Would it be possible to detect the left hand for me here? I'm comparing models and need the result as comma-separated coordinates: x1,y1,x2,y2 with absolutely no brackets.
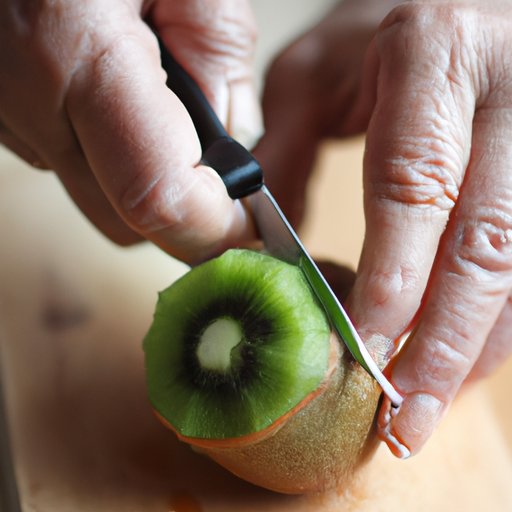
254,0,399,227
255,0,512,458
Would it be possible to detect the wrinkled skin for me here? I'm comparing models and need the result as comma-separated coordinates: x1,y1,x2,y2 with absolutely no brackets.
0,0,261,263
2,0,512,461
256,0,512,458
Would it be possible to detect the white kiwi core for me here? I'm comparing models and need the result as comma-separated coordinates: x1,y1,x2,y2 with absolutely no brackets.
196,317,244,373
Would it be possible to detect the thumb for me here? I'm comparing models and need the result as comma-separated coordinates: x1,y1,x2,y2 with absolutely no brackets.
149,0,263,148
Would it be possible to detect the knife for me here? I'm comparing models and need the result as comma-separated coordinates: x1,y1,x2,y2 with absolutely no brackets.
157,36,402,409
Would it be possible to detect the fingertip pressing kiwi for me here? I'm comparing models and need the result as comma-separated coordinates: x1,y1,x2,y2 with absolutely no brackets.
143,249,381,494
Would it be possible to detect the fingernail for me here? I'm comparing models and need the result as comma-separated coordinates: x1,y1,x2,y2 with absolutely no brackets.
378,397,411,459
379,392,444,458
227,80,263,149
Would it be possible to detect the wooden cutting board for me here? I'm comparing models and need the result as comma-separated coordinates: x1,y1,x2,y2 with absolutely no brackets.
1,146,512,512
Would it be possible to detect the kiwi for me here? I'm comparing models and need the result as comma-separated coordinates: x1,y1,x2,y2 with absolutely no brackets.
143,249,381,494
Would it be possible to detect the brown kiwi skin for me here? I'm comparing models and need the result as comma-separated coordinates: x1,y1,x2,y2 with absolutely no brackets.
189,332,382,494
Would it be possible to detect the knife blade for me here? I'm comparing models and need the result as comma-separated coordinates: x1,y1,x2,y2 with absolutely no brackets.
157,35,403,408
250,186,403,407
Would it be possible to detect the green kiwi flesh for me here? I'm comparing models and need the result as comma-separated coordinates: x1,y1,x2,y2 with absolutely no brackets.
143,249,331,440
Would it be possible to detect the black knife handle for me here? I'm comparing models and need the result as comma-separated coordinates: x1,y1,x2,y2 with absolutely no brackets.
157,36,263,199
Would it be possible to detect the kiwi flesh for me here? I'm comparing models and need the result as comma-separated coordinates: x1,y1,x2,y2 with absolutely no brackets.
202,339,381,493
143,248,381,494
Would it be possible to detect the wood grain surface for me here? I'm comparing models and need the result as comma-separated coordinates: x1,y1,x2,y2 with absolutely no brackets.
1,141,511,511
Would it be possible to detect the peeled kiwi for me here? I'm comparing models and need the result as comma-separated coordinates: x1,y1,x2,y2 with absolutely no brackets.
143,249,381,494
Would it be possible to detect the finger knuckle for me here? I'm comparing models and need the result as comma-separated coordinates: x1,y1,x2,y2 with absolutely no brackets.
382,2,472,37
378,3,478,85
379,4,441,50
119,169,192,235
188,1,257,64
85,31,144,83
454,207,512,277
373,145,460,212
363,264,423,310
382,3,436,32
413,330,474,394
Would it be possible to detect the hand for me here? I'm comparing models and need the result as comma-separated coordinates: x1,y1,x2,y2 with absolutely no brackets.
254,0,400,227
0,0,261,264
257,0,512,458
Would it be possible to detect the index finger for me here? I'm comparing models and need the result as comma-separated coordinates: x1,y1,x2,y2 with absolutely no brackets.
65,11,254,264
348,6,475,345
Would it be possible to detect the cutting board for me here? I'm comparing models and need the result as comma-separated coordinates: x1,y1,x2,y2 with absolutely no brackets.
1,146,512,512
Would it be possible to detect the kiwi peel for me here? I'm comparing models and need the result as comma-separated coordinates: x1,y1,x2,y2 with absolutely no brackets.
144,249,381,493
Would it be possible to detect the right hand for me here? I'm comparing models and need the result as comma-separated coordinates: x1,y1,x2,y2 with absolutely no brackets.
0,0,262,264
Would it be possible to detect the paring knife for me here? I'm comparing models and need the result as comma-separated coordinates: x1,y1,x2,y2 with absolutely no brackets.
157,37,402,408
